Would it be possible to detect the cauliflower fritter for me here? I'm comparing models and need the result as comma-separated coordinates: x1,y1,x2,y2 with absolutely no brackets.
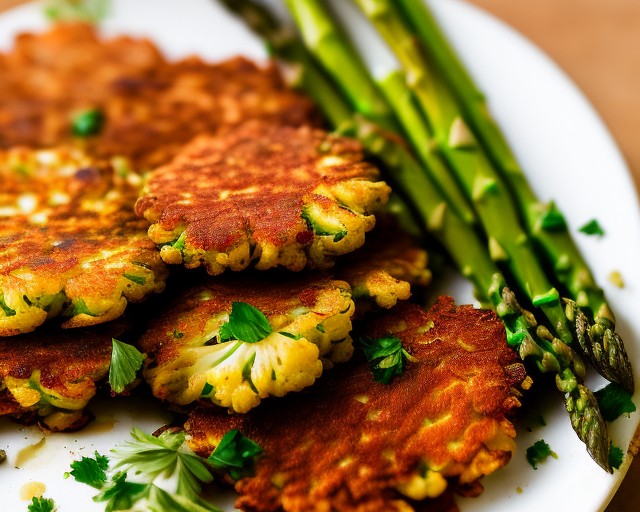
0,319,129,432
134,121,391,275
185,297,526,511
0,24,319,170
139,274,354,414
0,146,168,336
336,220,432,309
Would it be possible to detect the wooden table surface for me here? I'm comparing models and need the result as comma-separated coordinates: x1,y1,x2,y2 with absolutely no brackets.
0,0,638,510
467,4,640,510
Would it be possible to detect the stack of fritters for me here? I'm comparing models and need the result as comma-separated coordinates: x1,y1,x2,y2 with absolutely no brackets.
0,22,525,512
186,298,526,511
0,23,318,169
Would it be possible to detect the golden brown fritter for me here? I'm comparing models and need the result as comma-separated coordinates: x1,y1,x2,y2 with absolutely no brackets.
0,319,128,432
0,146,168,336
336,221,432,309
135,121,391,275
0,23,319,170
139,273,354,414
186,297,526,512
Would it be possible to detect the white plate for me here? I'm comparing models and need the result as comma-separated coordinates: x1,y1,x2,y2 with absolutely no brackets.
1,0,639,511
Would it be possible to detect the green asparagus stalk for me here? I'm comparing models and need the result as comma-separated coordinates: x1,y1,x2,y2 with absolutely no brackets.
282,0,476,226
395,0,633,392
219,0,613,472
300,0,573,344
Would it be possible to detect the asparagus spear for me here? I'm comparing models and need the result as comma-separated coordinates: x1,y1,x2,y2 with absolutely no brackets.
219,0,613,472
282,0,476,226
395,0,633,392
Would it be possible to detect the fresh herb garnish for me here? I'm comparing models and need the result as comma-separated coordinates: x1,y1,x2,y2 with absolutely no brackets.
64,450,109,489
27,496,55,512
526,439,557,469
578,219,605,236
208,429,263,481
609,443,624,470
109,339,144,394
539,202,567,231
359,336,410,384
112,427,213,499
219,302,272,343
71,108,105,137
278,331,302,340
123,273,146,285
595,383,636,422
0,293,16,317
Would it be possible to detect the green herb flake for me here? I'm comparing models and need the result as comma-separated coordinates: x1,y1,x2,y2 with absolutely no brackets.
44,0,110,23
609,443,624,470
579,219,605,236
539,202,567,231
123,273,146,285
278,331,302,340
595,382,636,422
65,298,96,317
0,293,16,317
64,451,109,489
208,429,263,481
219,302,272,343
359,336,410,384
316,324,325,333
525,439,557,469
201,382,214,397
27,496,55,512
71,109,105,137
109,339,144,393
174,329,184,339
241,352,259,394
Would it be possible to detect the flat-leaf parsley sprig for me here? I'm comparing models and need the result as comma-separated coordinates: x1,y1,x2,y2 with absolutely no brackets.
359,336,414,384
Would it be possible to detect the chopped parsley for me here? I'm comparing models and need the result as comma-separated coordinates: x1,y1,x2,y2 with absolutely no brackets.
27,497,55,512
109,339,145,393
578,219,605,236
359,336,410,384
525,439,557,469
539,202,567,231
219,302,272,343
609,443,624,470
0,293,16,317
123,273,146,285
595,383,636,422
208,429,263,481
71,109,105,137
64,451,109,489
278,331,302,340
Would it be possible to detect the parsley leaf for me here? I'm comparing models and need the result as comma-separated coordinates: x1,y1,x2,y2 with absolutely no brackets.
147,485,221,512
579,219,605,236
539,202,567,231
359,336,410,384
595,383,637,422
27,497,55,512
93,471,150,512
44,0,109,23
109,338,145,393
219,302,272,343
65,451,109,489
526,439,557,469
70,108,105,137
208,429,263,481
111,427,213,499
609,444,624,470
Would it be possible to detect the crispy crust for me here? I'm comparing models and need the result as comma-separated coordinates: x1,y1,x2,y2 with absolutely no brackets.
0,24,319,170
0,146,168,335
0,319,130,431
135,122,390,274
185,297,526,511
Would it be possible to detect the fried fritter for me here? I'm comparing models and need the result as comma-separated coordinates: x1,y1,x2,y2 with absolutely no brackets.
135,121,391,275
0,24,319,170
139,274,354,414
336,221,432,309
0,146,168,336
0,319,128,432
186,297,526,512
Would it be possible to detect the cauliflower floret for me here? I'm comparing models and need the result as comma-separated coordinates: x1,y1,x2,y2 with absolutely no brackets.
141,276,355,413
